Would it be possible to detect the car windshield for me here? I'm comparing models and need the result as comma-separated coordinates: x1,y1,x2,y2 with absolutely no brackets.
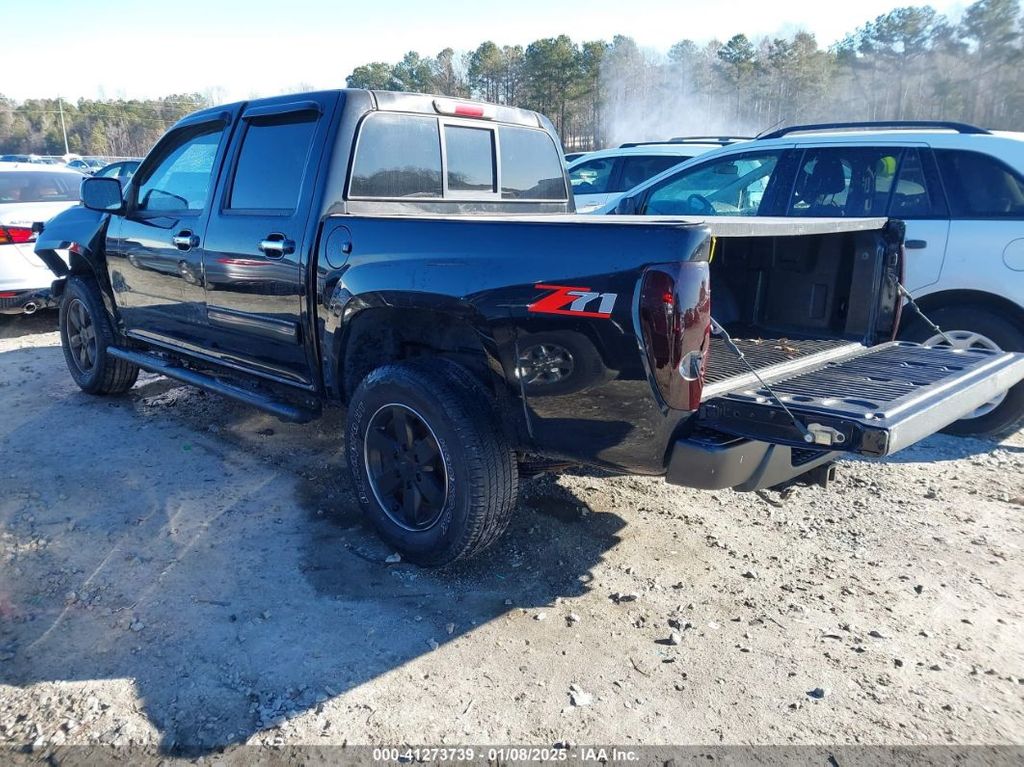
0,171,81,203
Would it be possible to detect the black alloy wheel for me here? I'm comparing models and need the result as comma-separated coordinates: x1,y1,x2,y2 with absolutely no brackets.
364,403,448,531
59,275,139,394
65,297,98,375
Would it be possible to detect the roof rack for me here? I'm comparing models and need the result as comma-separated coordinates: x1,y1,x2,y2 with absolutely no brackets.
757,121,991,140
618,136,751,149
668,135,753,143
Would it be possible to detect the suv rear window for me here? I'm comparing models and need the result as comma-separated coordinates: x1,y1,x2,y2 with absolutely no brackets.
350,113,442,199
0,171,81,203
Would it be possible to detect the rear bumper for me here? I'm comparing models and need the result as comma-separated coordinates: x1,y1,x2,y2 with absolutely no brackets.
0,288,55,315
666,431,837,491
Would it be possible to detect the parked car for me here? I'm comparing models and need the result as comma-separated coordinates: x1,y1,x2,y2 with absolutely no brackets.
0,165,85,314
568,138,749,212
597,121,1024,437
564,151,590,163
0,154,47,164
95,159,141,183
35,93,1023,565
66,157,107,175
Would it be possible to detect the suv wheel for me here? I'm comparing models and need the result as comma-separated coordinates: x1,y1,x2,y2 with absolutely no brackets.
59,276,139,394
346,358,518,566
901,305,1024,438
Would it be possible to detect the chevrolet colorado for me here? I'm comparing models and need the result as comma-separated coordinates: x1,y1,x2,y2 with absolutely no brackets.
34,90,1024,565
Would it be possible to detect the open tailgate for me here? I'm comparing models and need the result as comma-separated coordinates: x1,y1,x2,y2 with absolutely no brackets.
698,341,1024,457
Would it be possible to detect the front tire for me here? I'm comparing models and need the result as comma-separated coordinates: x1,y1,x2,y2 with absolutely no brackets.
900,304,1024,438
59,275,139,395
346,358,518,566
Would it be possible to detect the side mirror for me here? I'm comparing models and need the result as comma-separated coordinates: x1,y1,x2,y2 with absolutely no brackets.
614,195,639,215
81,176,124,212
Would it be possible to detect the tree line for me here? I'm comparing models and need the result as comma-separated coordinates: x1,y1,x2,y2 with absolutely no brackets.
1,0,1021,156
346,0,1024,149
0,95,208,157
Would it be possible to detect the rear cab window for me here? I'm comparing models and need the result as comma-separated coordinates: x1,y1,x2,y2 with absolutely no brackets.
348,112,566,202
444,125,496,195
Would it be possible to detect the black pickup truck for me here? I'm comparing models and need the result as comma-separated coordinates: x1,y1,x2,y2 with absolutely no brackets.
35,89,1024,565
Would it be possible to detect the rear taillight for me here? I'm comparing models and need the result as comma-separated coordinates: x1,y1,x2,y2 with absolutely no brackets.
0,225,36,245
639,263,711,410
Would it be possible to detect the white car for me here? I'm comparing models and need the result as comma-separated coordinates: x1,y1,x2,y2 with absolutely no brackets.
597,121,1024,437
0,164,85,314
568,138,748,212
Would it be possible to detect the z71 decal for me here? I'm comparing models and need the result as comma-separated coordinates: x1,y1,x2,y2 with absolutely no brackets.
528,284,618,319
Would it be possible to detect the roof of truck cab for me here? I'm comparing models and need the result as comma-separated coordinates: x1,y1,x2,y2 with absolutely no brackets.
172,89,546,131
369,90,544,128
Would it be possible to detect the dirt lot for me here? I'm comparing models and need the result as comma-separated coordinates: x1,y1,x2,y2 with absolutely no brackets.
1,312,1023,754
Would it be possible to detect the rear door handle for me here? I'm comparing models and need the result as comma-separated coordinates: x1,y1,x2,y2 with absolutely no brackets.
258,234,295,258
905,239,928,250
172,231,199,251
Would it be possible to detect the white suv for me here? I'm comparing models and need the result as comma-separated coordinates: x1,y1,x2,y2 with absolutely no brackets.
598,121,1024,437
568,137,749,212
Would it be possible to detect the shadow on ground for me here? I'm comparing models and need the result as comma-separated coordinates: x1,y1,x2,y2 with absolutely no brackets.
0,344,625,753
0,311,58,340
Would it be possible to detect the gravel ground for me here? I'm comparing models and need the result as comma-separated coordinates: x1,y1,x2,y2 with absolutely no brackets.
1,312,1023,755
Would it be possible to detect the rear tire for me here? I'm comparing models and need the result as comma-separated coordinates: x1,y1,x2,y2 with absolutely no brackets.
59,275,139,395
900,304,1024,438
346,358,518,566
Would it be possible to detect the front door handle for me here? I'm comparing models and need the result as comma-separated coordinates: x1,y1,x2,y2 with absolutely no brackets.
258,234,295,258
172,231,199,251
905,239,928,250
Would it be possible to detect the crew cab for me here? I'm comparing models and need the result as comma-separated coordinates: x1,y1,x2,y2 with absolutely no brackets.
34,91,1024,565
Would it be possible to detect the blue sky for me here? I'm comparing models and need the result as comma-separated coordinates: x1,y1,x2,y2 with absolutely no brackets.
5,0,966,101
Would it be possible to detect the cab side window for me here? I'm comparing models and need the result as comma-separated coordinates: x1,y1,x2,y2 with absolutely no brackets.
934,149,1024,219
643,151,783,216
229,113,318,211
135,124,225,213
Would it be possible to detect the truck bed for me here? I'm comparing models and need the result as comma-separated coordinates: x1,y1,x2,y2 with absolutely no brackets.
702,337,863,399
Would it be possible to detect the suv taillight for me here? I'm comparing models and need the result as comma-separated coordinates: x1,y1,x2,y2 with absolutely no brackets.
638,263,711,410
0,225,35,245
